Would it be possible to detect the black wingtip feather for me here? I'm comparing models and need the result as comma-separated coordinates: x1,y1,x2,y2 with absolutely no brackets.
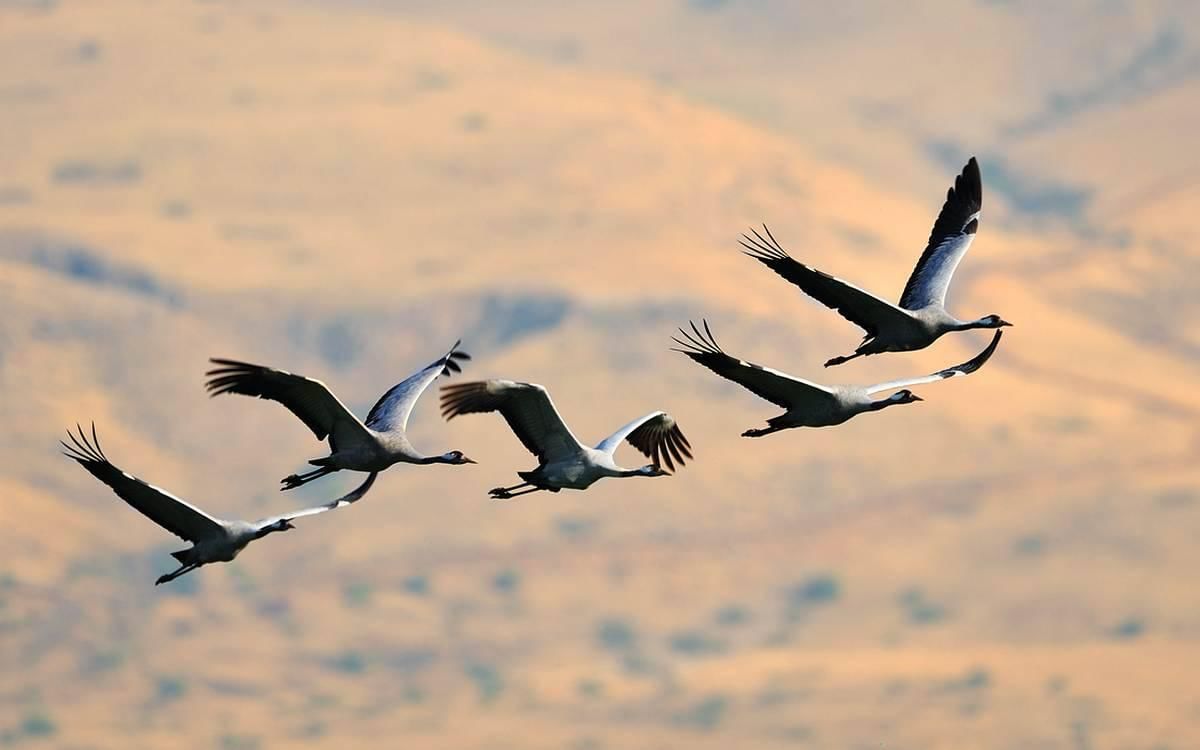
739,224,791,262
897,154,986,310
625,416,692,472
937,330,1003,379
62,421,109,467
671,319,727,359
438,381,488,420
437,340,472,377
957,156,982,205
674,427,693,456
669,430,684,468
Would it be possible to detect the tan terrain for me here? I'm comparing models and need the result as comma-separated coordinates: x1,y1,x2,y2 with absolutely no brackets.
0,1,1197,748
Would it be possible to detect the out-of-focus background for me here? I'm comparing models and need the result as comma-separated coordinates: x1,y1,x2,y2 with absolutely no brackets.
2,1,1198,747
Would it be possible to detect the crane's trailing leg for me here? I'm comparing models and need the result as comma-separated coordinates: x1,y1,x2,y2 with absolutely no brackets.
824,350,866,367
489,480,532,496
741,425,784,438
281,466,337,491
156,563,199,586
490,486,544,500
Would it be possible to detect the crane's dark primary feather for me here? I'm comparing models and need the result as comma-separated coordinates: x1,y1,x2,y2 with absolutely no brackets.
924,157,981,254
898,156,982,310
439,381,550,461
626,418,692,472
740,225,884,336
935,329,1002,379
441,341,472,376
204,359,335,440
671,319,796,409
61,423,220,542
60,422,111,474
362,340,471,429
438,381,489,419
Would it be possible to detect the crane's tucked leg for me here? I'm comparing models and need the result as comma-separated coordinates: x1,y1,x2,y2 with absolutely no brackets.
155,563,199,586
281,466,337,490
741,425,784,438
490,486,544,500
489,481,529,495
824,350,865,367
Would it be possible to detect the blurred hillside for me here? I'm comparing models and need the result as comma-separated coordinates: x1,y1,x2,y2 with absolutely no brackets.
1,1,1198,748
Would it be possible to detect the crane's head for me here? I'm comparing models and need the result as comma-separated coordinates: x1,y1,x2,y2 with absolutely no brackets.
640,464,672,477
889,389,923,405
440,450,477,465
979,314,1012,329
255,519,296,539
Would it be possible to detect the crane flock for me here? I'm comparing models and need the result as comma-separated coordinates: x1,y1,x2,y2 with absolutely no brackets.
63,156,1008,585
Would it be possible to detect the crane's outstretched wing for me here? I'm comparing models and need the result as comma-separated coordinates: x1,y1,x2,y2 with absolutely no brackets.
61,424,225,542
741,225,916,338
865,330,1002,395
440,380,585,465
254,471,378,527
364,340,470,434
899,156,982,311
205,359,371,450
672,320,839,411
595,412,692,472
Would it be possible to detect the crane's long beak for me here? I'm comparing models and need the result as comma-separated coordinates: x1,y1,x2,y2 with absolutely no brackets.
999,319,1014,327
464,457,478,464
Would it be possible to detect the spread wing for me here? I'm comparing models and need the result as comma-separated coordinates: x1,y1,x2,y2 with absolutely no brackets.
61,424,224,542
741,225,916,337
595,412,692,472
363,340,470,434
254,471,378,527
671,320,838,411
866,330,1002,395
205,359,372,450
440,380,586,465
899,156,982,310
